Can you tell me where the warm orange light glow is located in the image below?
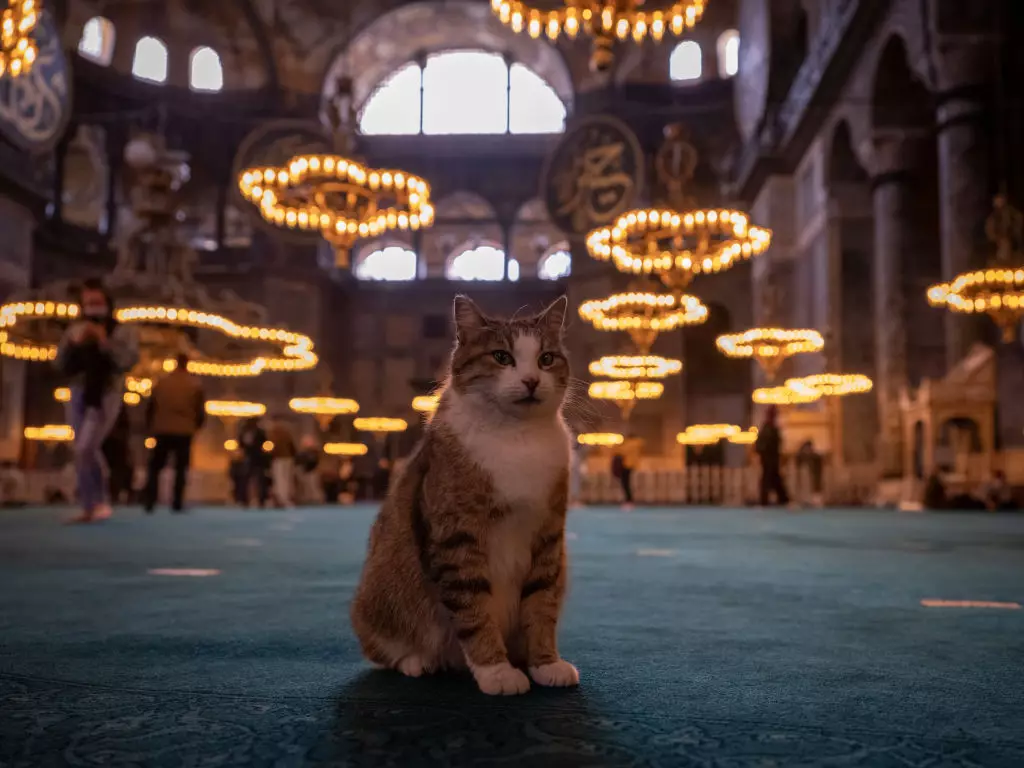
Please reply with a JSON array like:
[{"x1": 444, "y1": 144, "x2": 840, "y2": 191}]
[
  {"x1": 588, "y1": 380, "x2": 664, "y2": 401},
  {"x1": 727, "y1": 427, "x2": 759, "y2": 445},
  {"x1": 224, "y1": 439, "x2": 239, "y2": 451},
  {"x1": 289, "y1": 396, "x2": 360, "y2": 416},
  {"x1": 586, "y1": 206, "x2": 772, "y2": 291},
  {"x1": 717, "y1": 327, "x2": 824, "y2": 379},
  {"x1": 0, "y1": 300, "x2": 317, "y2": 376},
  {"x1": 205, "y1": 400, "x2": 267, "y2": 418},
  {"x1": 262, "y1": 440, "x2": 274, "y2": 452},
  {"x1": 0, "y1": 0, "x2": 41, "y2": 79},
  {"x1": 24, "y1": 424, "x2": 74, "y2": 441},
  {"x1": 577, "y1": 432, "x2": 624, "y2": 446},
  {"x1": 412, "y1": 394, "x2": 440, "y2": 413},
  {"x1": 752, "y1": 382, "x2": 822, "y2": 405},
  {"x1": 787, "y1": 373, "x2": 873, "y2": 398},
  {"x1": 588, "y1": 355, "x2": 682, "y2": 380},
  {"x1": 53, "y1": 387, "x2": 70, "y2": 402},
  {"x1": 324, "y1": 442, "x2": 369, "y2": 456},
  {"x1": 145, "y1": 437, "x2": 157, "y2": 449},
  {"x1": 928, "y1": 267, "x2": 1024, "y2": 342},
  {"x1": 353, "y1": 417, "x2": 408, "y2": 433},
  {"x1": 921, "y1": 599, "x2": 1021, "y2": 609},
  {"x1": 677, "y1": 424, "x2": 741, "y2": 445}
]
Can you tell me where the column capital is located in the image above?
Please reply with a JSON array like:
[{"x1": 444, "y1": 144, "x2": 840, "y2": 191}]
[{"x1": 868, "y1": 131, "x2": 929, "y2": 183}]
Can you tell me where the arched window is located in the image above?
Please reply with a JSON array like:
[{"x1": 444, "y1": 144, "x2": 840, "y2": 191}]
[
  {"x1": 190, "y1": 46, "x2": 223, "y2": 92},
  {"x1": 132, "y1": 36, "x2": 168, "y2": 84},
  {"x1": 538, "y1": 249, "x2": 571, "y2": 280},
  {"x1": 717, "y1": 30, "x2": 740, "y2": 78},
  {"x1": 670, "y1": 40, "x2": 702, "y2": 82},
  {"x1": 507, "y1": 258, "x2": 520, "y2": 282},
  {"x1": 447, "y1": 245, "x2": 506, "y2": 281},
  {"x1": 355, "y1": 246, "x2": 418, "y2": 281},
  {"x1": 78, "y1": 17, "x2": 115, "y2": 66},
  {"x1": 360, "y1": 51, "x2": 566, "y2": 136}
]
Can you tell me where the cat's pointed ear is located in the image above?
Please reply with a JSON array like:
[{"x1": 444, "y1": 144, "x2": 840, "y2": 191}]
[
  {"x1": 538, "y1": 295, "x2": 568, "y2": 336},
  {"x1": 453, "y1": 295, "x2": 487, "y2": 341}
]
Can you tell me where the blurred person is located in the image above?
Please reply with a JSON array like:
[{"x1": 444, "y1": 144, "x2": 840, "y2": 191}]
[
  {"x1": 267, "y1": 419, "x2": 297, "y2": 507},
  {"x1": 796, "y1": 440, "x2": 824, "y2": 507},
  {"x1": 142, "y1": 352, "x2": 206, "y2": 513},
  {"x1": 319, "y1": 451, "x2": 341, "y2": 504},
  {"x1": 338, "y1": 457, "x2": 355, "y2": 504},
  {"x1": 228, "y1": 447, "x2": 246, "y2": 506},
  {"x1": 295, "y1": 435, "x2": 322, "y2": 504},
  {"x1": 237, "y1": 417, "x2": 269, "y2": 508},
  {"x1": 56, "y1": 278, "x2": 138, "y2": 524},
  {"x1": 617, "y1": 433, "x2": 642, "y2": 511},
  {"x1": 755, "y1": 405, "x2": 789, "y2": 506},
  {"x1": 372, "y1": 457, "x2": 392, "y2": 500},
  {"x1": 982, "y1": 470, "x2": 1015, "y2": 511},
  {"x1": 102, "y1": 407, "x2": 134, "y2": 504}
]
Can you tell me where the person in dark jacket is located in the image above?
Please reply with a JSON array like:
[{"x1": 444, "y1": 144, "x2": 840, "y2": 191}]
[
  {"x1": 237, "y1": 417, "x2": 269, "y2": 508},
  {"x1": 755, "y1": 405, "x2": 789, "y2": 506},
  {"x1": 56, "y1": 278, "x2": 139, "y2": 523},
  {"x1": 142, "y1": 352, "x2": 206, "y2": 513}
]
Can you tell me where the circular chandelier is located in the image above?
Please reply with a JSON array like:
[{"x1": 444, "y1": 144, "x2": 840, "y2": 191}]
[
  {"x1": 588, "y1": 379, "x2": 663, "y2": 421},
  {"x1": 752, "y1": 382, "x2": 822, "y2": 406},
  {"x1": 577, "y1": 432, "x2": 624, "y2": 446},
  {"x1": 353, "y1": 417, "x2": 408, "y2": 434},
  {"x1": 727, "y1": 427, "x2": 759, "y2": 445},
  {"x1": 716, "y1": 327, "x2": 824, "y2": 381},
  {"x1": 205, "y1": 401, "x2": 267, "y2": 419},
  {"x1": 289, "y1": 396, "x2": 360, "y2": 429},
  {"x1": 0, "y1": 0, "x2": 40, "y2": 79},
  {"x1": 491, "y1": 0, "x2": 706, "y2": 72},
  {"x1": 786, "y1": 374, "x2": 873, "y2": 398},
  {"x1": 927, "y1": 268, "x2": 1024, "y2": 342},
  {"x1": 579, "y1": 290, "x2": 707, "y2": 353},
  {"x1": 24, "y1": 424, "x2": 72, "y2": 442},
  {"x1": 324, "y1": 442, "x2": 369, "y2": 456},
  {"x1": 676, "y1": 424, "x2": 740, "y2": 446},
  {"x1": 589, "y1": 354, "x2": 682, "y2": 379},
  {"x1": 238, "y1": 158, "x2": 434, "y2": 268},
  {"x1": 0, "y1": 301, "x2": 318, "y2": 378},
  {"x1": 587, "y1": 208, "x2": 772, "y2": 292}
]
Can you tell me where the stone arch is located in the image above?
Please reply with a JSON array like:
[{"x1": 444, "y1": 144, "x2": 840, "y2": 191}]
[
  {"x1": 421, "y1": 191, "x2": 501, "y2": 278},
  {"x1": 870, "y1": 35, "x2": 933, "y2": 135},
  {"x1": 511, "y1": 197, "x2": 565, "y2": 279},
  {"x1": 320, "y1": 1, "x2": 574, "y2": 121}
]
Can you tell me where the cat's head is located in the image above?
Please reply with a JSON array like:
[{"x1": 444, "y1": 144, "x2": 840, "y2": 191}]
[{"x1": 448, "y1": 295, "x2": 570, "y2": 419}]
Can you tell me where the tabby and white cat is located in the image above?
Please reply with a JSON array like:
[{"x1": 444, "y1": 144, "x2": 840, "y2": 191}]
[{"x1": 350, "y1": 295, "x2": 579, "y2": 696}]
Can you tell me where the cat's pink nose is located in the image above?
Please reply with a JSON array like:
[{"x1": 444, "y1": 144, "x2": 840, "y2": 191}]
[{"x1": 522, "y1": 377, "x2": 539, "y2": 394}]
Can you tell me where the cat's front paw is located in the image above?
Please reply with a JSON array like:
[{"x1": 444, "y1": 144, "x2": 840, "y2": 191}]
[
  {"x1": 529, "y1": 660, "x2": 579, "y2": 687},
  {"x1": 473, "y1": 662, "x2": 531, "y2": 696}
]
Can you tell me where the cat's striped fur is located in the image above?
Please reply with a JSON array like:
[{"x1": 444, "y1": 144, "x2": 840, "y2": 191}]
[{"x1": 350, "y1": 295, "x2": 579, "y2": 695}]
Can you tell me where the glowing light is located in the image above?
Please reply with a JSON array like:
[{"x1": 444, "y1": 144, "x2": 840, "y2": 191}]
[
  {"x1": 588, "y1": 354, "x2": 682, "y2": 379},
  {"x1": 676, "y1": 424, "x2": 741, "y2": 445},
  {"x1": 205, "y1": 400, "x2": 267, "y2": 418},
  {"x1": 0, "y1": 0, "x2": 41, "y2": 79},
  {"x1": 490, "y1": 1, "x2": 707, "y2": 72},
  {"x1": 716, "y1": 327, "x2": 824, "y2": 380},
  {"x1": 0, "y1": 300, "x2": 317, "y2": 377},
  {"x1": 288, "y1": 397, "x2": 360, "y2": 416},
  {"x1": 224, "y1": 439, "x2": 239, "y2": 451},
  {"x1": 787, "y1": 373, "x2": 873, "y2": 398},
  {"x1": 412, "y1": 394, "x2": 440, "y2": 413},
  {"x1": 752, "y1": 381, "x2": 823, "y2": 405},
  {"x1": 24, "y1": 424, "x2": 74, "y2": 441},
  {"x1": 586, "y1": 206, "x2": 771, "y2": 292},
  {"x1": 353, "y1": 417, "x2": 408, "y2": 433},
  {"x1": 727, "y1": 427, "x2": 759, "y2": 445},
  {"x1": 579, "y1": 291, "x2": 707, "y2": 352},
  {"x1": 324, "y1": 442, "x2": 370, "y2": 456},
  {"x1": 577, "y1": 432, "x2": 624, "y2": 446},
  {"x1": 263, "y1": 440, "x2": 274, "y2": 452},
  {"x1": 145, "y1": 437, "x2": 157, "y2": 449},
  {"x1": 238, "y1": 154, "x2": 433, "y2": 269},
  {"x1": 588, "y1": 380, "x2": 664, "y2": 401},
  {"x1": 928, "y1": 267, "x2": 1024, "y2": 342},
  {"x1": 53, "y1": 387, "x2": 70, "y2": 402}
]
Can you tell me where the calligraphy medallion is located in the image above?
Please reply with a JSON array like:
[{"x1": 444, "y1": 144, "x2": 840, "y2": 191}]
[
  {"x1": 542, "y1": 115, "x2": 643, "y2": 238},
  {"x1": 0, "y1": 12, "x2": 70, "y2": 153}
]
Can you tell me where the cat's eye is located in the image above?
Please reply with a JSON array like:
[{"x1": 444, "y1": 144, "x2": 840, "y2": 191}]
[
  {"x1": 538, "y1": 352, "x2": 556, "y2": 368},
  {"x1": 492, "y1": 350, "x2": 514, "y2": 366}
]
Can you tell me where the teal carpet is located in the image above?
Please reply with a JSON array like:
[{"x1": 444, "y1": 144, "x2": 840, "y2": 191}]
[{"x1": 1, "y1": 505, "x2": 1022, "y2": 766}]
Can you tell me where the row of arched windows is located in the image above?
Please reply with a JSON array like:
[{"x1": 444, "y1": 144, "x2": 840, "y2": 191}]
[
  {"x1": 670, "y1": 30, "x2": 739, "y2": 82},
  {"x1": 77, "y1": 17, "x2": 224, "y2": 92},
  {"x1": 355, "y1": 246, "x2": 572, "y2": 282},
  {"x1": 77, "y1": 16, "x2": 737, "y2": 97}
]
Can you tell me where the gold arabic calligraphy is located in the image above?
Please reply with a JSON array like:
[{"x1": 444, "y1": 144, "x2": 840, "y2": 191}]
[
  {"x1": 0, "y1": 23, "x2": 67, "y2": 147},
  {"x1": 553, "y1": 134, "x2": 635, "y2": 233}
]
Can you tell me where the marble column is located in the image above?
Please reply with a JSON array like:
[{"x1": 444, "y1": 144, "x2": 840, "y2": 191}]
[
  {"x1": 0, "y1": 196, "x2": 35, "y2": 461},
  {"x1": 934, "y1": 40, "x2": 993, "y2": 367},
  {"x1": 871, "y1": 135, "x2": 920, "y2": 475}
]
